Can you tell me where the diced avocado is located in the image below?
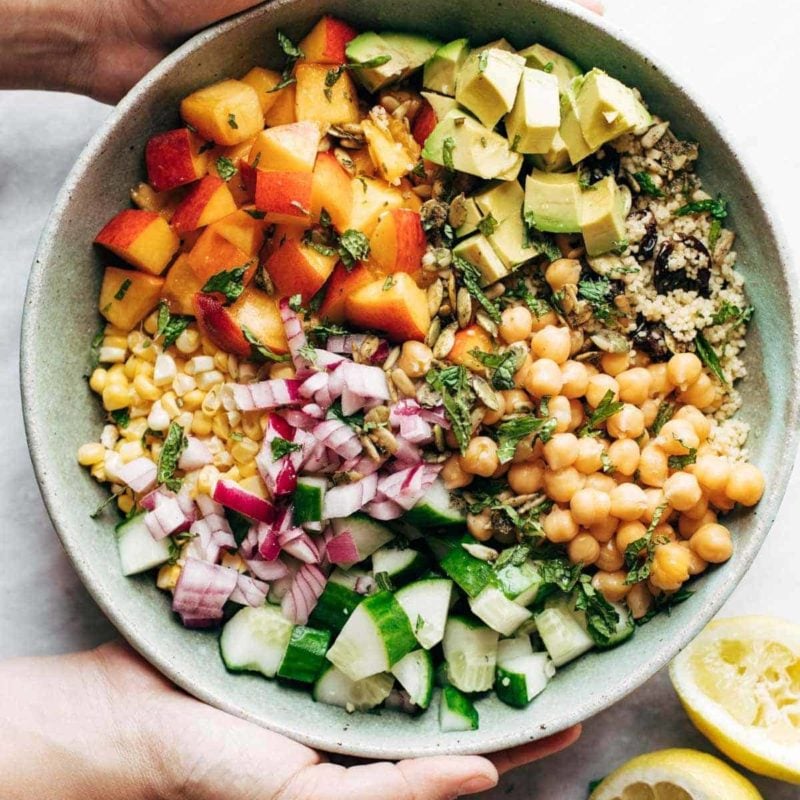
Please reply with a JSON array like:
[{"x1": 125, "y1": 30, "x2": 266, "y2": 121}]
[
  {"x1": 574, "y1": 68, "x2": 653, "y2": 150},
  {"x1": 453, "y1": 234, "x2": 509, "y2": 287},
  {"x1": 529, "y1": 130, "x2": 572, "y2": 173},
  {"x1": 455, "y1": 196, "x2": 483, "y2": 238},
  {"x1": 420, "y1": 91, "x2": 458, "y2": 121},
  {"x1": 505, "y1": 68, "x2": 560, "y2": 155},
  {"x1": 421, "y1": 110, "x2": 523, "y2": 181},
  {"x1": 476, "y1": 38, "x2": 516, "y2": 53},
  {"x1": 423, "y1": 38, "x2": 470, "y2": 97},
  {"x1": 524, "y1": 170, "x2": 583, "y2": 234},
  {"x1": 580, "y1": 175, "x2": 628, "y2": 256},
  {"x1": 380, "y1": 31, "x2": 443, "y2": 73},
  {"x1": 488, "y1": 214, "x2": 537, "y2": 269},
  {"x1": 346, "y1": 33, "x2": 409, "y2": 91},
  {"x1": 473, "y1": 179, "x2": 525, "y2": 223},
  {"x1": 455, "y1": 48, "x2": 525, "y2": 129},
  {"x1": 560, "y1": 85, "x2": 594, "y2": 165},
  {"x1": 518, "y1": 43, "x2": 582, "y2": 93}
]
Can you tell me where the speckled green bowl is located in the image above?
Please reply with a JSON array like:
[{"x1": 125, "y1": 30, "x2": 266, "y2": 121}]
[{"x1": 21, "y1": 0, "x2": 800, "y2": 759}]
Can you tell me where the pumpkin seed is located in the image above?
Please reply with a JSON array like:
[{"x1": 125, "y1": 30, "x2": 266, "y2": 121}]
[
  {"x1": 435, "y1": 248, "x2": 452, "y2": 268},
  {"x1": 433, "y1": 322, "x2": 457, "y2": 359},
  {"x1": 382, "y1": 346, "x2": 401, "y2": 372},
  {"x1": 475, "y1": 310, "x2": 498, "y2": 337},
  {"x1": 590, "y1": 329, "x2": 631, "y2": 353},
  {"x1": 457, "y1": 288, "x2": 473, "y2": 329},
  {"x1": 448, "y1": 194, "x2": 468, "y2": 229},
  {"x1": 447, "y1": 271, "x2": 457, "y2": 311},
  {"x1": 417, "y1": 382, "x2": 441, "y2": 408},
  {"x1": 472, "y1": 375, "x2": 502, "y2": 412},
  {"x1": 427, "y1": 280, "x2": 444, "y2": 317},
  {"x1": 433, "y1": 424, "x2": 446, "y2": 452},
  {"x1": 507, "y1": 492, "x2": 546, "y2": 509},
  {"x1": 470, "y1": 407, "x2": 486, "y2": 429},
  {"x1": 391, "y1": 367, "x2": 417, "y2": 398},
  {"x1": 425, "y1": 317, "x2": 442, "y2": 348}
]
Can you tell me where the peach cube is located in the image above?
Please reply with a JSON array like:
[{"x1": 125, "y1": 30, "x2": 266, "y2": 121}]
[
  {"x1": 265, "y1": 226, "x2": 338, "y2": 303},
  {"x1": 145, "y1": 128, "x2": 211, "y2": 192},
  {"x1": 95, "y1": 209, "x2": 179, "y2": 275},
  {"x1": 298, "y1": 16, "x2": 358, "y2": 64},
  {"x1": 295, "y1": 64, "x2": 360, "y2": 127},
  {"x1": 180, "y1": 79, "x2": 264, "y2": 146},
  {"x1": 170, "y1": 176, "x2": 238, "y2": 234},
  {"x1": 240, "y1": 67, "x2": 284, "y2": 115},
  {"x1": 161, "y1": 253, "x2": 205, "y2": 316},
  {"x1": 346, "y1": 272, "x2": 430, "y2": 342},
  {"x1": 254, "y1": 171, "x2": 314, "y2": 225},
  {"x1": 248, "y1": 121, "x2": 321, "y2": 173},
  {"x1": 99, "y1": 267, "x2": 164, "y2": 331}
]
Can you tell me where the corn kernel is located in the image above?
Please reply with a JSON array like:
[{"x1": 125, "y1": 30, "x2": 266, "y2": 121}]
[
  {"x1": 107, "y1": 363, "x2": 127, "y2": 378},
  {"x1": 175, "y1": 328, "x2": 200, "y2": 354},
  {"x1": 182, "y1": 389, "x2": 205, "y2": 412},
  {"x1": 227, "y1": 410, "x2": 242, "y2": 428},
  {"x1": 104, "y1": 451, "x2": 125, "y2": 482},
  {"x1": 103, "y1": 384, "x2": 131, "y2": 412},
  {"x1": 232, "y1": 437, "x2": 259, "y2": 464},
  {"x1": 129, "y1": 404, "x2": 150, "y2": 420},
  {"x1": 124, "y1": 418, "x2": 149, "y2": 441},
  {"x1": 175, "y1": 411, "x2": 193, "y2": 429},
  {"x1": 133, "y1": 374, "x2": 161, "y2": 402},
  {"x1": 212, "y1": 412, "x2": 230, "y2": 440},
  {"x1": 123, "y1": 357, "x2": 139, "y2": 380},
  {"x1": 118, "y1": 440, "x2": 145, "y2": 463},
  {"x1": 143, "y1": 311, "x2": 160, "y2": 336},
  {"x1": 240, "y1": 474, "x2": 268, "y2": 498},
  {"x1": 77, "y1": 443, "x2": 105, "y2": 466},
  {"x1": 104, "y1": 335, "x2": 128, "y2": 350},
  {"x1": 154, "y1": 353, "x2": 177, "y2": 386},
  {"x1": 117, "y1": 493, "x2": 134, "y2": 514},
  {"x1": 157, "y1": 564, "x2": 182, "y2": 590},
  {"x1": 104, "y1": 324, "x2": 128, "y2": 337},
  {"x1": 90, "y1": 463, "x2": 107, "y2": 482},
  {"x1": 173, "y1": 373, "x2": 197, "y2": 397},
  {"x1": 202, "y1": 386, "x2": 222, "y2": 416},
  {"x1": 99, "y1": 346, "x2": 127, "y2": 364},
  {"x1": 138, "y1": 342, "x2": 157, "y2": 363},
  {"x1": 214, "y1": 450, "x2": 234, "y2": 468},
  {"x1": 161, "y1": 392, "x2": 180, "y2": 419},
  {"x1": 200, "y1": 337, "x2": 218, "y2": 356},
  {"x1": 134, "y1": 360, "x2": 155, "y2": 378},
  {"x1": 100, "y1": 424, "x2": 119, "y2": 449},
  {"x1": 147, "y1": 401, "x2": 171, "y2": 432},
  {"x1": 191, "y1": 411, "x2": 213, "y2": 437},
  {"x1": 241, "y1": 412, "x2": 264, "y2": 442},
  {"x1": 238, "y1": 362, "x2": 257, "y2": 383},
  {"x1": 197, "y1": 465, "x2": 220, "y2": 495},
  {"x1": 239, "y1": 461, "x2": 258, "y2": 479},
  {"x1": 226, "y1": 354, "x2": 239, "y2": 380},
  {"x1": 213, "y1": 351, "x2": 229, "y2": 373},
  {"x1": 224, "y1": 465, "x2": 241, "y2": 482},
  {"x1": 187, "y1": 355, "x2": 215, "y2": 375},
  {"x1": 127, "y1": 330, "x2": 146, "y2": 350},
  {"x1": 150, "y1": 442, "x2": 163, "y2": 461},
  {"x1": 89, "y1": 368, "x2": 108, "y2": 394}
]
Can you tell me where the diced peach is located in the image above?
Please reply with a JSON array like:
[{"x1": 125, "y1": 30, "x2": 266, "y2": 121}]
[
  {"x1": 187, "y1": 227, "x2": 255, "y2": 283},
  {"x1": 211, "y1": 210, "x2": 265, "y2": 257},
  {"x1": 95, "y1": 209, "x2": 179, "y2": 275},
  {"x1": 412, "y1": 100, "x2": 437, "y2": 147},
  {"x1": 248, "y1": 121, "x2": 321, "y2": 173},
  {"x1": 346, "y1": 272, "x2": 430, "y2": 342},
  {"x1": 205, "y1": 138, "x2": 256, "y2": 205},
  {"x1": 145, "y1": 128, "x2": 211, "y2": 192},
  {"x1": 264, "y1": 84, "x2": 297, "y2": 126},
  {"x1": 194, "y1": 292, "x2": 251, "y2": 358},
  {"x1": 254, "y1": 171, "x2": 314, "y2": 225},
  {"x1": 295, "y1": 64, "x2": 360, "y2": 127},
  {"x1": 370, "y1": 209, "x2": 427, "y2": 276},
  {"x1": 240, "y1": 67, "x2": 284, "y2": 115},
  {"x1": 298, "y1": 16, "x2": 358, "y2": 64},
  {"x1": 347, "y1": 176, "x2": 409, "y2": 236},
  {"x1": 346, "y1": 147, "x2": 377, "y2": 177},
  {"x1": 99, "y1": 267, "x2": 164, "y2": 331},
  {"x1": 180, "y1": 79, "x2": 264, "y2": 146},
  {"x1": 228, "y1": 287, "x2": 288, "y2": 355},
  {"x1": 362, "y1": 108, "x2": 421, "y2": 185},
  {"x1": 310, "y1": 151, "x2": 353, "y2": 232},
  {"x1": 170, "y1": 176, "x2": 238, "y2": 234},
  {"x1": 161, "y1": 253, "x2": 204, "y2": 316},
  {"x1": 265, "y1": 226, "x2": 338, "y2": 303},
  {"x1": 448, "y1": 325, "x2": 493, "y2": 371},
  {"x1": 318, "y1": 261, "x2": 379, "y2": 323}
]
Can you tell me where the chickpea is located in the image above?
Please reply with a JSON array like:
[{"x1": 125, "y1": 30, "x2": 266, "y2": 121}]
[
  {"x1": 678, "y1": 541, "x2": 708, "y2": 576},
  {"x1": 638, "y1": 444, "x2": 668, "y2": 488},
  {"x1": 663, "y1": 471, "x2": 702, "y2": 512},
  {"x1": 626, "y1": 582, "x2": 653, "y2": 620},
  {"x1": 652, "y1": 522, "x2": 677, "y2": 543},
  {"x1": 514, "y1": 354, "x2": 533, "y2": 388},
  {"x1": 647, "y1": 362, "x2": 674, "y2": 397},
  {"x1": 570, "y1": 487, "x2": 612, "y2": 527},
  {"x1": 548, "y1": 395, "x2": 573, "y2": 433},
  {"x1": 531, "y1": 325, "x2": 571, "y2": 364},
  {"x1": 492, "y1": 461, "x2": 511, "y2": 479},
  {"x1": 708, "y1": 489, "x2": 736, "y2": 513},
  {"x1": 543, "y1": 505, "x2": 579, "y2": 543},
  {"x1": 459, "y1": 436, "x2": 499, "y2": 478},
  {"x1": 512, "y1": 438, "x2": 544, "y2": 465},
  {"x1": 642, "y1": 488, "x2": 673, "y2": 524},
  {"x1": 607, "y1": 404, "x2": 645, "y2": 440},
  {"x1": 678, "y1": 509, "x2": 717, "y2": 539},
  {"x1": 524, "y1": 358, "x2": 563, "y2": 397},
  {"x1": 596, "y1": 538, "x2": 625, "y2": 572},
  {"x1": 543, "y1": 466, "x2": 585, "y2": 503},
  {"x1": 641, "y1": 398, "x2": 661, "y2": 428},
  {"x1": 674, "y1": 405, "x2": 712, "y2": 441},
  {"x1": 530, "y1": 309, "x2": 559, "y2": 332},
  {"x1": 442, "y1": 454, "x2": 473, "y2": 490},
  {"x1": 508, "y1": 461, "x2": 545, "y2": 495},
  {"x1": 694, "y1": 455, "x2": 732, "y2": 493},
  {"x1": 690, "y1": 522, "x2": 733, "y2": 563},
  {"x1": 575, "y1": 437, "x2": 606, "y2": 474},
  {"x1": 501, "y1": 388, "x2": 534, "y2": 415},
  {"x1": 543, "y1": 433, "x2": 579, "y2": 470},
  {"x1": 683, "y1": 494, "x2": 710, "y2": 521},
  {"x1": 667, "y1": 352, "x2": 703, "y2": 390},
  {"x1": 569, "y1": 328, "x2": 584, "y2": 357},
  {"x1": 585, "y1": 374, "x2": 620, "y2": 408},
  {"x1": 592, "y1": 570, "x2": 631, "y2": 603},
  {"x1": 466, "y1": 510, "x2": 493, "y2": 542},
  {"x1": 482, "y1": 393, "x2": 506, "y2": 426},
  {"x1": 608, "y1": 438, "x2": 640, "y2": 477},
  {"x1": 617, "y1": 368, "x2": 653, "y2": 405},
  {"x1": 657, "y1": 418, "x2": 700, "y2": 456},
  {"x1": 650, "y1": 542, "x2": 692, "y2": 591},
  {"x1": 610, "y1": 483, "x2": 648, "y2": 521},
  {"x1": 499, "y1": 306, "x2": 534, "y2": 344},
  {"x1": 545, "y1": 258, "x2": 581, "y2": 291},
  {"x1": 726, "y1": 462, "x2": 765, "y2": 506},
  {"x1": 397, "y1": 341, "x2": 433, "y2": 378},
  {"x1": 584, "y1": 472, "x2": 616, "y2": 493},
  {"x1": 560, "y1": 360, "x2": 590, "y2": 399},
  {"x1": 679, "y1": 373, "x2": 717, "y2": 409},
  {"x1": 616, "y1": 521, "x2": 647, "y2": 553},
  {"x1": 568, "y1": 399, "x2": 584, "y2": 431},
  {"x1": 600, "y1": 351, "x2": 630, "y2": 377},
  {"x1": 568, "y1": 533, "x2": 601, "y2": 565}
]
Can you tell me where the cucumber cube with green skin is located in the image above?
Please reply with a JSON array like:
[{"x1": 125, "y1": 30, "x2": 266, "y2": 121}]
[
  {"x1": 494, "y1": 559, "x2": 544, "y2": 607},
  {"x1": 529, "y1": 130, "x2": 572, "y2": 173},
  {"x1": 495, "y1": 652, "x2": 555, "y2": 708},
  {"x1": 524, "y1": 170, "x2": 583, "y2": 233},
  {"x1": 278, "y1": 625, "x2": 331, "y2": 684},
  {"x1": 497, "y1": 636, "x2": 535, "y2": 663},
  {"x1": 326, "y1": 591, "x2": 417, "y2": 681},
  {"x1": 395, "y1": 578, "x2": 454, "y2": 650},
  {"x1": 535, "y1": 596, "x2": 594, "y2": 667},
  {"x1": 420, "y1": 91, "x2": 459, "y2": 121},
  {"x1": 435, "y1": 538, "x2": 493, "y2": 598},
  {"x1": 391, "y1": 649, "x2": 434, "y2": 709},
  {"x1": 421, "y1": 110, "x2": 523, "y2": 181},
  {"x1": 505, "y1": 68, "x2": 560, "y2": 155},
  {"x1": 560, "y1": 85, "x2": 595, "y2": 165},
  {"x1": 453, "y1": 234, "x2": 510, "y2": 287},
  {"x1": 313, "y1": 665, "x2": 394, "y2": 712},
  {"x1": 423, "y1": 38, "x2": 470, "y2": 97},
  {"x1": 439, "y1": 685, "x2": 479, "y2": 732},
  {"x1": 468, "y1": 585, "x2": 532, "y2": 636},
  {"x1": 518, "y1": 43, "x2": 582, "y2": 93},
  {"x1": 220, "y1": 605, "x2": 294, "y2": 678},
  {"x1": 455, "y1": 48, "x2": 525, "y2": 129},
  {"x1": 115, "y1": 513, "x2": 171, "y2": 576},
  {"x1": 580, "y1": 175, "x2": 627, "y2": 256},
  {"x1": 404, "y1": 478, "x2": 466, "y2": 527},
  {"x1": 346, "y1": 33, "x2": 409, "y2": 92},
  {"x1": 293, "y1": 476, "x2": 327, "y2": 527},
  {"x1": 443, "y1": 616, "x2": 499, "y2": 693},
  {"x1": 307, "y1": 580, "x2": 362, "y2": 635},
  {"x1": 454, "y1": 196, "x2": 483, "y2": 238},
  {"x1": 371, "y1": 544, "x2": 429, "y2": 587}
]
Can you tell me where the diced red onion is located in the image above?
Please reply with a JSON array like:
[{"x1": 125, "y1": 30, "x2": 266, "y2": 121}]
[
  {"x1": 324, "y1": 532, "x2": 360, "y2": 565},
  {"x1": 315, "y1": 350, "x2": 346, "y2": 370},
  {"x1": 279, "y1": 526, "x2": 320, "y2": 564},
  {"x1": 279, "y1": 298, "x2": 316, "y2": 377},
  {"x1": 178, "y1": 437, "x2": 213, "y2": 471},
  {"x1": 253, "y1": 520, "x2": 281, "y2": 561},
  {"x1": 213, "y1": 478, "x2": 275, "y2": 523},
  {"x1": 117, "y1": 457, "x2": 157, "y2": 494},
  {"x1": 393, "y1": 436, "x2": 423, "y2": 465},
  {"x1": 363, "y1": 497, "x2": 406, "y2": 520},
  {"x1": 172, "y1": 558, "x2": 238, "y2": 627},
  {"x1": 144, "y1": 496, "x2": 191, "y2": 540},
  {"x1": 256, "y1": 416, "x2": 303, "y2": 497},
  {"x1": 281, "y1": 563, "x2": 326, "y2": 624},
  {"x1": 196, "y1": 494, "x2": 225, "y2": 518},
  {"x1": 399, "y1": 415, "x2": 433, "y2": 444},
  {"x1": 328, "y1": 362, "x2": 390, "y2": 415},
  {"x1": 313, "y1": 419, "x2": 362, "y2": 460},
  {"x1": 321, "y1": 473, "x2": 378, "y2": 519},
  {"x1": 246, "y1": 557, "x2": 290, "y2": 581},
  {"x1": 225, "y1": 379, "x2": 304, "y2": 411},
  {"x1": 299, "y1": 371, "x2": 329, "y2": 399},
  {"x1": 229, "y1": 573, "x2": 270, "y2": 607}
]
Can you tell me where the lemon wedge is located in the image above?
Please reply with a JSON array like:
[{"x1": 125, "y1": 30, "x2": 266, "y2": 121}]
[
  {"x1": 589, "y1": 748, "x2": 762, "y2": 800},
  {"x1": 669, "y1": 615, "x2": 800, "y2": 784}
]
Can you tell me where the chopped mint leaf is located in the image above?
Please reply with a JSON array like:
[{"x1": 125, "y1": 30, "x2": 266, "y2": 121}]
[
  {"x1": 542, "y1": 61, "x2": 555, "y2": 73},
  {"x1": 338, "y1": 229, "x2": 370, "y2": 269},
  {"x1": 288, "y1": 294, "x2": 303, "y2": 312},
  {"x1": 477, "y1": 213, "x2": 498, "y2": 237},
  {"x1": 539, "y1": 558, "x2": 583, "y2": 593},
  {"x1": 427, "y1": 365, "x2": 474, "y2": 455},
  {"x1": 650, "y1": 400, "x2": 675, "y2": 435},
  {"x1": 382, "y1": 275, "x2": 395, "y2": 291},
  {"x1": 271, "y1": 436, "x2": 302, "y2": 460},
  {"x1": 636, "y1": 586, "x2": 694, "y2": 626},
  {"x1": 453, "y1": 255, "x2": 501, "y2": 323},
  {"x1": 624, "y1": 504, "x2": 667, "y2": 585},
  {"x1": 245, "y1": 209, "x2": 266, "y2": 220},
  {"x1": 114, "y1": 278, "x2": 132, "y2": 301},
  {"x1": 668, "y1": 448, "x2": 697, "y2": 470},
  {"x1": 277, "y1": 30, "x2": 303, "y2": 59},
  {"x1": 88, "y1": 326, "x2": 104, "y2": 371},
  {"x1": 579, "y1": 390, "x2": 624, "y2": 438},
  {"x1": 242, "y1": 326, "x2": 291, "y2": 362},
  {"x1": 227, "y1": 113, "x2": 238, "y2": 130},
  {"x1": 158, "y1": 422, "x2": 187, "y2": 492},
  {"x1": 495, "y1": 415, "x2": 557, "y2": 464},
  {"x1": 576, "y1": 573, "x2": 620, "y2": 646},
  {"x1": 694, "y1": 331, "x2": 728, "y2": 386},
  {"x1": 202, "y1": 266, "x2": 247, "y2": 302},
  {"x1": 216, "y1": 156, "x2": 238, "y2": 181},
  {"x1": 522, "y1": 210, "x2": 562, "y2": 261},
  {"x1": 375, "y1": 571, "x2": 394, "y2": 592},
  {"x1": 111, "y1": 408, "x2": 130, "y2": 429},
  {"x1": 712, "y1": 301, "x2": 754, "y2": 328},
  {"x1": 156, "y1": 301, "x2": 191, "y2": 348},
  {"x1": 578, "y1": 277, "x2": 618, "y2": 323},
  {"x1": 442, "y1": 136, "x2": 456, "y2": 171},
  {"x1": 470, "y1": 348, "x2": 520, "y2": 390},
  {"x1": 633, "y1": 171, "x2": 663, "y2": 198}
]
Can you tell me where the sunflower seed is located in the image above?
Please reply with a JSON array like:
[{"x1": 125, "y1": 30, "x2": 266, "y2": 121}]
[
  {"x1": 433, "y1": 424, "x2": 446, "y2": 452},
  {"x1": 382, "y1": 346, "x2": 401, "y2": 372},
  {"x1": 433, "y1": 322, "x2": 457, "y2": 359},
  {"x1": 425, "y1": 317, "x2": 442, "y2": 348},
  {"x1": 380, "y1": 95, "x2": 400, "y2": 112},
  {"x1": 448, "y1": 194, "x2": 468, "y2": 229},
  {"x1": 641, "y1": 121, "x2": 670, "y2": 150},
  {"x1": 427, "y1": 281, "x2": 444, "y2": 317},
  {"x1": 333, "y1": 148, "x2": 356, "y2": 175},
  {"x1": 472, "y1": 376, "x2": 502, "y2": 411},
  {"x1": 391, "y1": 367, "x2": 417, "y2": 398},
  {"x1": 447, "y1": 271, "x2": 457, "y2": 310},
  {"x1": 364, "y1": 405, "x2": 390, "y2": 426},
  {"x1": 371, "y1": 426, "x2": 399, "y2": 454},
  {"x1": 462, "y1": 542, "x2": 499, "y2": 561},
  {"x1": 457, "y1": 288, "x2": 473, "y2": 329},
  {"x1": 413, "y1": 184, "x2": 433, "y2": 199},
  {"x1": 476, "y1": 311, "x2": 498, "y2": 337},
  {"x1": 359, "y1": 435, "x2": 381, "y2": 462}
]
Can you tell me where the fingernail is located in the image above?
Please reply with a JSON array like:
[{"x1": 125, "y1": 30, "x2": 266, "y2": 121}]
[{"x1": 458, "y1": 773, "x2": 498, "y2": 795}]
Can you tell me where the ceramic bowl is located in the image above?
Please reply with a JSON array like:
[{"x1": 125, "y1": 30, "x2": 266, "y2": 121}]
[{"x1": 21, "y1": 0, "x2": 799, "y2": 759}]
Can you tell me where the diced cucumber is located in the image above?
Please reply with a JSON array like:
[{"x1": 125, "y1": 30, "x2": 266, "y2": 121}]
[
  {"x1": 277, "y1": 625, "x2": 331, "y2": 684},
  {"x1": 534, "y1": 597, "x2": 594, "y2": 667},
  {"x1": 494, "y1": 559, "x2": 544, "y2": 607},
  {"x1": 495, "y1": 652, "x2": 555, "y2": 709},
  {"x1": 439, "y1": 685, "x2": 479, "y2": 732},
  {"x1": 394, "y1": 578, "x2": 454, "y2": 650},
  {"x1": 116, "y1": 513, "x2": 171, "y2": 576},
  {"x1": 443, "y1": 616, "x2": 499, "y2": 693},
  {"x1": 220, "y1": 605, "x2": 294, "y2": 677},
  {"x1": 293, "y1": 476, "x2": 326, "y2": 529},
  {"x1": 435, "y1": 538, "x2": 493, "y2": 598},
  {"x1": 326, "y1": 591, "x2": 417, "y2": 681},
  {"x1": 597, "y1": 601, "x2": 635, "y2": 650},
  {"x1": 497, "y1": 636, "x2": 535, "y2": 663},
  {"x1": 371, "y1": 544, "x2": 428, "y2": 587},
  {"x1": 391, "y1": 649, "x2": 434, "y2": 710},
  {"x1": 313, "y1": 665, "x2": 394, "y2": 712},
  {"x1": 307, "y1": 580, "x2": 361, "y2": 634},
  {"x1": 434, "y1": 660, "x2": 451, "y2": 688},
  {"x1": 404, "y1": 479, "x2": 466, "y2": 527},
  {"x1": 469, "y1": 585, "x2": 532, "y2": 636},
  {"x1": 328, "y1": 566, "x2": 370, "y2": 590},
  {"x1": 331, "y1": 513, "x2": 394, "y2": 565}
]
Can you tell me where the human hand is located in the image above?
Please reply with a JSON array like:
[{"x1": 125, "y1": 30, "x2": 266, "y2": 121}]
[{"x1": 0, "y1": 642, "x2": 580, "y2": 800}]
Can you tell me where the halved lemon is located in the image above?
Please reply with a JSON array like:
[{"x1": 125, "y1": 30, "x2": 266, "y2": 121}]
[
  {"x1": 669, "y1": 615, "x2": 800, "y2": 784},
  {"x1": 589, "y1": 748, "x2": 762, "y2": 800}
]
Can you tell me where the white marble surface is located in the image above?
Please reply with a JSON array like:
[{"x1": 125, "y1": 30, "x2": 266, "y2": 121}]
[{"x1": 0, "y1": 1, "x2": 798, "y2": 797}]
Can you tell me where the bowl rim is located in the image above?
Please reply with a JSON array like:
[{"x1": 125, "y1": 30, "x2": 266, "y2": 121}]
[{"x1": 20, "y1": 0, "x2": 800, "y2": 758}]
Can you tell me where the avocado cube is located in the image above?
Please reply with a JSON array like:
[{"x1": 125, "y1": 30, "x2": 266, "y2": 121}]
[
  {"x1": 455, "y1": 48, "x2": 525, "y2": 129},
  {"x1": 476, "y1": 38, "x2": 517, "y2": 54},
  {"x1": 575, "y1": 68, "x2": 653, "y2": 150},
  {"x1": 488, "y1": 214, "x2": 537, "y2": 269},
  {"x1": 455, "y1": 197, "x2": 483, "y2": 238},
  {"x1": 524, "y1": 170, "x2": 583, "y2": 234},
  {"x1": 560, "y1": 87, "x2": 594, "y2": 165},
  {"x1": 453, "y1": 234, "x2": 509, "y2": 286},
  {"x1": 346, "y1": 33, "x2": 409, "y2": 92},
  {"x1": 580, "y1": 176, "x2": 627, "y2": 256},
  {"x1": 420, "y1": 91, "x2": 458, "y2": 121},
  {"x1": 529, "y1": 130, "x2": 572, "y2": 173},
  {"x1": 380, "y1": 32, "x2": 442, "y2": 74},
  {"x1": 505, "y1": 68, "x2": 560, "y2": 155},
  {"x1": 421, "y1": 110, "x2": 523, "y2": 181},
  {"x1": 473, "y1": 179, "x2": 525, "y2": 223},
  {"x1": 423, "y1": 38, "x2": 470, "y2": 97},
  {"x1": 518, "y1": 43, "x2": 582, "y2": 93}
]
